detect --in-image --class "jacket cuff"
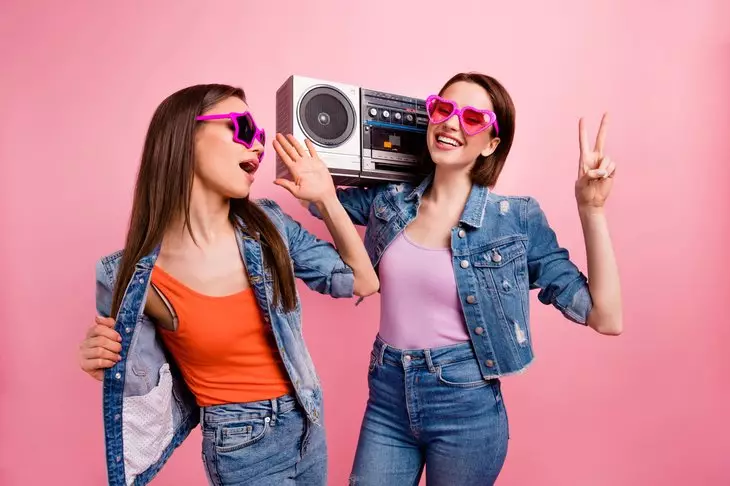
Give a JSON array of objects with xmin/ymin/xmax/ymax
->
[
  {"xmin": 329, "ymin": 266, "xmax": 355, "ymax": 298},
  {"xmin": 308, "ymin": 202, "xmax": 324, "ymax": 220},
  {"xmin": 557, "ymin": 279, "xmax": 593, "ymax": 325}
]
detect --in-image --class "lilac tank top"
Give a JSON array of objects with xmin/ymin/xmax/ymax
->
[{"xmin": 377, "ymin": 230, "xmax": 470, "ymax": 349}]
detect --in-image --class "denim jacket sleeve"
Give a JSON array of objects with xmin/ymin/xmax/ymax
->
[
  {"xmin": 526, "ymin": 197, "xmax": 593, "ymax": 324},
  {"xmin": 95, "ymin": 259, "xmax": 113, "ymax": 318},
  {"xmin": 267, "ymin": 201, "xmax": 355, "ymax": 298},
  {"xmin": 307, "ymin": 186, "xmax": 382, "ymax": 226}
]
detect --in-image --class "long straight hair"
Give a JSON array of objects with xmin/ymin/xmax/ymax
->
[{"xmin": 110, "ymin": 84, "xmax": 297, "ymax": 317}]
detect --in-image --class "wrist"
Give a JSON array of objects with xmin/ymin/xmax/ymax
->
[
  {"xmin": 578, "ymin": 205, "xmax": 606, "ymax": 219},
  {"xmin": 314, "ymin": 191, "xmax": 338, "ymax": 210}
]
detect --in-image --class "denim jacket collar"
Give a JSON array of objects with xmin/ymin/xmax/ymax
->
[
  {"xmin": 404, "ymin": 172, "xmax": 491, "ymax": 229},
  {"xmin": 135, "ymin": 245, "xmax": 161, "ymax": 271}
]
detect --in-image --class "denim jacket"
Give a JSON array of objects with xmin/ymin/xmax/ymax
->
[
  {"xmin": 309, "ymin": 174, "xmax": 592, "ymax": 379},
  {"xmin": 95, "ymin": 198, "xmax": 354, "ymax": 486}
]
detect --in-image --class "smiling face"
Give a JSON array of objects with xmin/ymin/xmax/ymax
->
[
  {"xmin": 426, "ymin": 81, "xmax": 501, "ymax": 173},
  {"xmin": 424, "ymin": 73, "xmax": 516, "ymax": 188},
  {"xmin": 193, "ymin": 96, "xmax": 265, "ymax": 199}
]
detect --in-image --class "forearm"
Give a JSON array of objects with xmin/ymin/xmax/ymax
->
[
  {"xmin": 579, "ymin": 207, "xmax": 623, "ymax": 335},
  {"xmin": 315, "ymin": 195, "xmax": 379, "ymax": 296}
]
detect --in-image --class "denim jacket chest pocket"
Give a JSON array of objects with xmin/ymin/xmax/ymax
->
[{"xmin": 469, "ymin": 236, "xmax": 532, "ymax": 347}]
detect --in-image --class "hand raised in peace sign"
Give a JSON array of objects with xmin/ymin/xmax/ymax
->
[{"xmin": 575, "ymin": 114, "xmax": 616, "ymax": 210}]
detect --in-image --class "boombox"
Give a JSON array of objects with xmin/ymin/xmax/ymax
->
[{"xmin": 275, "ymin": 75, "xmax": 432, "ymax": 187}]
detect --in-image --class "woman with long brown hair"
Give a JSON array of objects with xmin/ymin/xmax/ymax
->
[{"xmin": 77, "ymin": 83, "xmax": 378, "ymax": 486}]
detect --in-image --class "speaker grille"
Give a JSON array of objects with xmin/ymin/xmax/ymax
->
[{"xmin": 298, "ymin": 86, "xmax": 356, "ymax": 147}]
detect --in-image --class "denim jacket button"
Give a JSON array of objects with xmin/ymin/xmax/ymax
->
[
  {"xmin": 491, "ymin": 252, "xmax": 502, "ymax": 263},
  {"xmin": 460, "ymin": 260, "xmax": 470, "ymax": 269},
  {"xmin": 115, "ymin": 372, "xmax": 121, "ymax": 379},
  {"xmin": 474, "ymin": 326, "xmax": 484, "ymax": 335},
  {"xmin": 466, "ymin": 295, "xmax": 476, "ymax": 304},
  {"xmin": 457, "ymin": 229, "xmax": 466, "ymax": 238},
  {"xmin": 485, "ymin": 359, "xmax": 495, "ymax": 367}
]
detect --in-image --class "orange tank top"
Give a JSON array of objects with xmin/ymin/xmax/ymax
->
[{"xmin": 150, "ymin": 265, "xmax": 293, "ymax": 407}]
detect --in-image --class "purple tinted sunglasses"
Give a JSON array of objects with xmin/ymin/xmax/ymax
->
[
  {"xmin": 425, "ymin": 95, "xmax": 500, "ymax": 136},
  {"xmin": 195, "ymin": 111, "xmax": 266, "ymax": 160}
]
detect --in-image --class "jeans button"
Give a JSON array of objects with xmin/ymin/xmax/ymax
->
[{"xmin": 404, "ymin": 355, "xmax": 411, "ymax": 362}]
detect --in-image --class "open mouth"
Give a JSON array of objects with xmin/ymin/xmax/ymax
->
[
  {"xmin": 435, "ymin": 133, "xmax": 463, "ymax": 147},
  {"xmin": 239, "ymin": 160, "xmax": 259, "ymax": 174}
]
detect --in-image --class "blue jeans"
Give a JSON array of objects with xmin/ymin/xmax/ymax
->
[
  {"xmin": 351, "ymin": 335, "xmax": 509, "ymax": 486},
  {"xmin": 200, "ymin": 394, "xmax": 327, "ymax": 486}
]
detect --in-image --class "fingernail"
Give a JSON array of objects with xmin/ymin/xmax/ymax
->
[{"xmin": 597, "ymin": 170, "xmax": 607, "ymax": 177}]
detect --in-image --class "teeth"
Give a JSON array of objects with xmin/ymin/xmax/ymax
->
[{"xmin": 437, "ymin": 135, "xmax": 460, "ymax": 147}]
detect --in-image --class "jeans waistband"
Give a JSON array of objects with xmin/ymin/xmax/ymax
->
[
  {"xmin": 200, "ymin": 394, "xmax": 298, "ymax": 427},
  {"xmin": 373, "ymin": 334, "xmax": 480, "ymax": 370}
]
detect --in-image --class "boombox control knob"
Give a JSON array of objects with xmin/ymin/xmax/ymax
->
[
  {"xmin": 369, "ymin": 108, "xmax": 378, "ymax": 117},
  {"xmin": 382, "ymin": 110, "xmax": 390, "ymax": 118},
  {"xmin": 406, "ymin": 114, "xmax": 414, "ymax": 122},
  {"xmin": 394, "ymin": 112, "xmax": 402, "ymax": 121}
]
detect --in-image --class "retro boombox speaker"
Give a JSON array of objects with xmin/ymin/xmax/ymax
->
[{"xmin": 275, "ymin": 75, "xmax": 432, "ymax": 187}]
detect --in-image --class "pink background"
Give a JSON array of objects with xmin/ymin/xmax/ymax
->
[{"xmin": 2, "ymin": 1, "xmax": 729, "ymax": 484}]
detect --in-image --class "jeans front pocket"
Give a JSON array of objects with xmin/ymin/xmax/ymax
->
[
  {"xmin": 215, "ymin": 416, "xmax": 271, "ymax": 454},
  {"xmin": 437, "ymin": 358, "xmax": 490, "ymax": 389}
]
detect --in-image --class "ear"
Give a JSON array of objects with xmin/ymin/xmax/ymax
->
[{"xmin": 480, "ymin": 137, "xmax": 500, "ymax": 158}]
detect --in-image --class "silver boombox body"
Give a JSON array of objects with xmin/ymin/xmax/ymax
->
[{"xmin": 275, "ymin": 75, "xmax": 431, "ymax": 187}]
